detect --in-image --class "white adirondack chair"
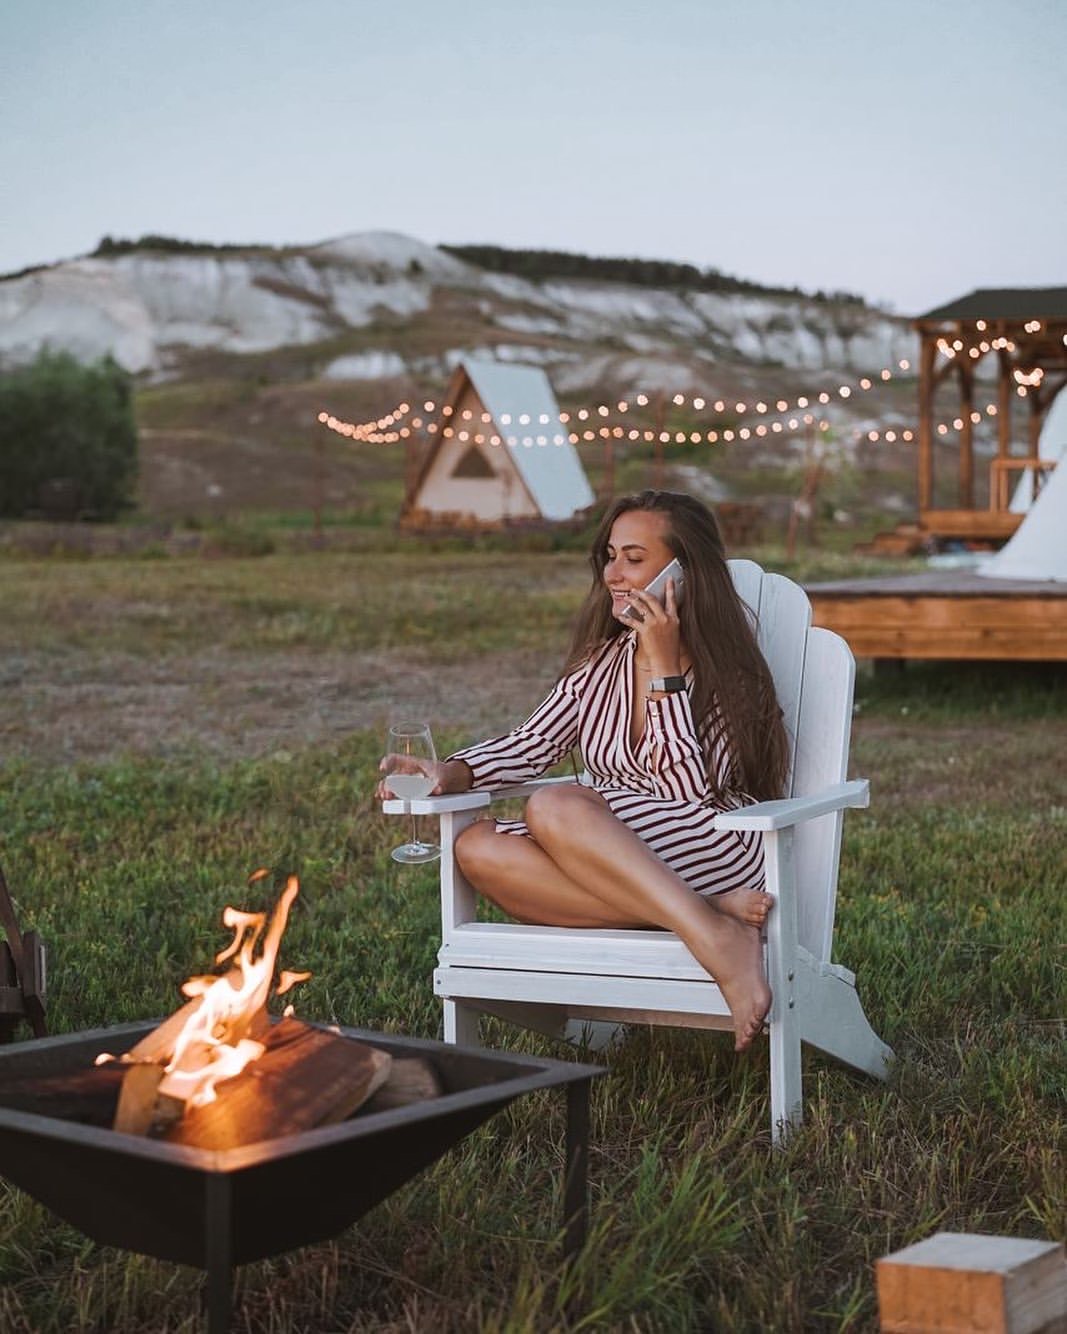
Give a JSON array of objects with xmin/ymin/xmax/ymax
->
[{"xmin": 384, "ymin": 560, "xmax": 894, "ymax": 1141}]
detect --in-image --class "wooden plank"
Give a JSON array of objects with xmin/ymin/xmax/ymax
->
[
  {"xmin": 361, "ymin": 1057, "xmax": 443, "ymax": 1114},
  {"xmin": 163, "ymin": 1019, "xmax": 392, "ymax": 1150},
  {"xmin": 113, "ymin": 1062, "xmax": 168, "ymax": 1136},
  {"xmin": 807, "ymin": 573, "xmax": 1067, "ymax": 597},
  {"xmin": 877, "ymin": 1231, "xmax": 1067, "ymax": 1334},
  {"xmin": 919, "ymin": 508, "xmax": 1023, "ymax": 540},
  {"xmin": 753, "ymin": 571, "xmax": 811, "ymax": 786},
  {"xmin": 0, "ymin": 1064, "xmax": 127, "ymax": 1125},
  {"xmin": 441, "ymin": 921, "xmax": 709, "ymax": 980},
  {"xmin": 810, "ymin": 593, "xmax": 1067, "ymax": 661},
  {"xmin": 435, "ymin": 964, "xmax": 732, "ymax": 1019},
  {"xmin": 812, "ymin": 597, "xmax": 1067, "ymax": 628},
  {"xmin": 791, "ymin": 628, "xmax": 855, "ymax": 961}
]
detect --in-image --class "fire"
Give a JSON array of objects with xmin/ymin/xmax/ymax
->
[{"xmin": 152, "ymin": 874, "xmax": 310, "ymax": 1109}]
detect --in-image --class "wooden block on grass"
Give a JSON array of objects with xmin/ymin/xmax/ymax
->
[{"xmin": 877, "ymin": 1232, "xmax": 1067, "ymax": 1333}]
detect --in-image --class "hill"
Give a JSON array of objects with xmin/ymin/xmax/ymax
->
[
  {"xmin": 0, "ymin": 231, "xmax": 913, "ymax": 386},
  {"xmin": 0, "ymin": 232, "xmax": 948, "ymax": 534}
]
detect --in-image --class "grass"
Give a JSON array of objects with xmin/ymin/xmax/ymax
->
[{"xmin": 0, "ymin": 542, "xmax": 1064, "ymax": 1331}]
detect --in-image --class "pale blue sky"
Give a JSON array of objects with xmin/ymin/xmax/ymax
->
[{"xmin": 2, "ymin": 0, "xmax": 1064, "ymax": 313}]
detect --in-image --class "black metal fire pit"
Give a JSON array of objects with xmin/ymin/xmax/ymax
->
[{"xmin": 0, "ymin": 1021, "xmax": 604, "ymax": 1332}]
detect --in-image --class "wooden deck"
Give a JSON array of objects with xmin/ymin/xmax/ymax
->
[{"xmin": 805, "ymin": 571, "xmax": 1067, "ymax": 661}]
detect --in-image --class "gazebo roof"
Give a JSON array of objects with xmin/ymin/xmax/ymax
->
[{"xmin": 916, "ymin": 287, "xmax": 1067, "ymax": 323}]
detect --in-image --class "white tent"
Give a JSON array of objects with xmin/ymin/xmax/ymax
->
[
  {"xmin": 980, "ymin": 392, "xmax": 1067, "ymax": 580},
  {"xmin": 405, "ymin": 359, "xmax": 595, "ymax": 526},
  {"xmin": 1009, "ymin": 387, "xmax": 1067, "ymax": 512}
]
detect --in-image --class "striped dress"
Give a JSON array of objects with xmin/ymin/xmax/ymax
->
[{"xmin": 448, "ymin": 630, "xmax": 765, "ymax": 896}]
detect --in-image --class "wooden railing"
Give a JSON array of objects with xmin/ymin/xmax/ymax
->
[{"xmin": 989, "ymin": 457, "xmax": 1057, "ymax": 512}]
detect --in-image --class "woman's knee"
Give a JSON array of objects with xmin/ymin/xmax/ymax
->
[
  {"xmin": 524, "ymin": 783, "xmax": 605, "ymax": 843},
  {"xmin": 455, "ymin": 820, "xmax": 501, "ymax": 880}
]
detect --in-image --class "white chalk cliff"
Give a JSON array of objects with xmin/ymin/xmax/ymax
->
[{"xmin": 0, "ymin": 231, "xmax": 916, "ymax": 384}]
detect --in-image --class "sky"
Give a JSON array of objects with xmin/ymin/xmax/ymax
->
[{"xmin": 2, "ymin": 0, "xmax": 1065, "ymax": 315}]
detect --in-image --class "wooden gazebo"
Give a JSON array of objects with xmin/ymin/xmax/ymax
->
[{"xmin": 913, "ymin": 287, "xmax": 1067, "ymax": 544}]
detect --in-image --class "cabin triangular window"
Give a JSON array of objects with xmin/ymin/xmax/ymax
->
[{"xmin": 451, "ymin": 444, "xmax": 496, "ymax": 479}]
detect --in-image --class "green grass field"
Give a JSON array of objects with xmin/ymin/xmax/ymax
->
[{"xmin": 0, "ymin": 541, "xmax": 1064, "ymax": 1332}]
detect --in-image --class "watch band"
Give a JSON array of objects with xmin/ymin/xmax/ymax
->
[{"xmin": 647, "ymin": 675, "xmax": 687, "ymax": 694}]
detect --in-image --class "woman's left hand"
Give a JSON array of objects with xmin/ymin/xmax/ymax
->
[{"xmin": 627, "ymin": 577, "xmax": 683, "ymax": 675}]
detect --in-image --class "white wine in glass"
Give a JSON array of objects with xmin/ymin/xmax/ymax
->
[{"xmin": 384, "ymin": 722, "xmax": 441, "ymax": 864}]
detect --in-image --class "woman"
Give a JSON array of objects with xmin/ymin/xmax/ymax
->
[{"xmin": 381, "ymin": 490, "xmax": 789, "ymax": 1050}]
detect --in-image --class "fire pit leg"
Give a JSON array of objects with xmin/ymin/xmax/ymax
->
[
  {"xmin": 563, "ymin": 1078, "xmax": 592, "ymax": 1261},
  {"xmin": 203, "ymin": 1174, "xmax": 235, "ymax": 1334}
]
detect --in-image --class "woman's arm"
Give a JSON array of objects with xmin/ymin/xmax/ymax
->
[
  {"xmin": 629, "ymin": 577, "xmax": 736, "ymax": 803},
  {"xmin": 445, "ymin": 668, "xmax": 584, "ymax": 789}
]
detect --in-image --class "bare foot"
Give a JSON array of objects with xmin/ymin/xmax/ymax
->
[
  {"xmin": 710, "ymin": 886, "xmax": 774, "ymax": 929},
  {"xmin": 706, "ymin": 917, "xmax": 772, "ymax": 1052}
]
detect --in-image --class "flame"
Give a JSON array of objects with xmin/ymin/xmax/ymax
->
[
  {"xmin": 276, "ymin": 969, "xmax": 312, "ymax": 997},
  {"xmin": 157, "ymin": 875, "xmax": 309, "ymax": 1109}
]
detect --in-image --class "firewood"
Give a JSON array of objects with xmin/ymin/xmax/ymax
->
[
  {"xmin": 113, "ymin": 1062, "xmax": 168, "ymax": 1136},
  {"xmin": 0, "ymin": 1064, "xmax": 127, "ymax": 1125},
  {"xmin": 124, "ymin": 983, "xmax": 269, "ymax": 1065},
  {"xmin": 361, "ymin": 1056, "xmax": 443, "ymax": 1113},
  {"xmin": 162, "ymin": 1019, "xmax": 392, "ymax": 1150}
]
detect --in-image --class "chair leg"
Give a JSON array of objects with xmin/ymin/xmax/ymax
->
[
  {"xmin": 443, "ymin": 999, "xmax": 480, "ymax": 1047},
  {"xmin": 769, "ymin": 1006, "xmax": 803, "ymax": 1145}
]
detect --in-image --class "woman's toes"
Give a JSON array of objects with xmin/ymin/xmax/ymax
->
[{"xmin": 734, "ymin": 996, "xmax": 771, "ymax": 1052}]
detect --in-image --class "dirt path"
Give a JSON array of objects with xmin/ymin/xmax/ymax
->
[{"xmin": 0, "ymin": 646, "xmax": 558, "ymax": 765}]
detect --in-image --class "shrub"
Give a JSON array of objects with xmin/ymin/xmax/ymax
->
[{"xmin": 0, "ymin": 350, "xmax": 138, "ymax": 519}]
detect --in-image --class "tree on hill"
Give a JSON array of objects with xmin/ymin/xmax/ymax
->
[
  {"xmin": 0, "ymin": 351, "xmax": 138, "ymax": 520},
  {"xmin": 441, "ymin": 243, "xmax": 865, "ymax": 305}
]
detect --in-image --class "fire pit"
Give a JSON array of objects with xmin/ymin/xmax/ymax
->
[{"xmin": 0, "ymin": 1021, "xmax": 603, "ymax": 1332}]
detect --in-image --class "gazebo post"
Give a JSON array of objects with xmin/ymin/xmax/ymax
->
[
  {"xmin": 957, "ymin": 358, "xmax": 975, "ymax": 509},
  {"xmin": 1028, "ymin": 388, "xmax": 1043, "ymax": 461},
  {"xmin": 995, "ymin": 342, "xmax": 1013, "ymax": 511},
  {"xmin": 918, "ymin": 330, "xmax": 937, "ymax": 511}
]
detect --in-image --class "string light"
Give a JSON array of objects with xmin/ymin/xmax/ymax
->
[
  {"xmin": 322, "ymin": 334, "xmax": 1060, "ymax": 450},
  {"xmin": 315, "ymin": 348, "xmax": 1034, "ymax": 450}
]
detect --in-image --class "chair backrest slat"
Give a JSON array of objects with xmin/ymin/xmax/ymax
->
[
  {"xmin": 727, "ymin": 561, "xmax": 854, "ymax": 962},
  {"xmin": 791, "ymin": 627, "xmax": 855, "ymax": 958},
  {"xmin": 728, "ymin": 561, "xmax": 810, "ymax": 787}
]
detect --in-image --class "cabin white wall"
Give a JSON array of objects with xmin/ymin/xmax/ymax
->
[{"xmin": 414, "ymin": 384, "xmax": 539, "ymax": 520}]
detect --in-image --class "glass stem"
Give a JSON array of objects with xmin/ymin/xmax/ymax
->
[{"xmin": 409, "ymin": 812, "xmax": 419, "ymax": 848}]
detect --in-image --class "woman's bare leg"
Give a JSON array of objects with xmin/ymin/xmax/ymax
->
[
  {"xmin": 455, "ymin": 788, "xmax": 770, "ymax": 1051},
  {"xmin": 456, "ymin": 820, "xmax": 650, "ymax": 927}
]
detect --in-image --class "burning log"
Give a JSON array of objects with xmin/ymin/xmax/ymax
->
[
  {"xmin": 363, "ymin": 1056, "xmax": 444, "ymax": 1113},
  {"xmin": 0, "ymin": 873, "xmax": 446, "ymax": 1149},
  {"xmin": 164, "ymin": 1018, "xmax": 391, "ymax": 1150},
  {"xmin": 103, "ymin": 874, "xmax": 399, "ymax": 1149}
]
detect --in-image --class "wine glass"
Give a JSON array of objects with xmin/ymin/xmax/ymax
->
[{"xmin": 383, "ymin": 722, "xmax": 441, "ymax": 864}]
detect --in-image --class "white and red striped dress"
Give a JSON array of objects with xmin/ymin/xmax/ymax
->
[{"xmin": 449, "ymin": 630, "xmax": 764, "ymax": 896}]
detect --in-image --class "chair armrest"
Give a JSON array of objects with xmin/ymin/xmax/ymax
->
[
  {"xmin": 381, "ymin": 774, "xmax": 579, "ymax": 816},
  {"xmin": 381, "ymin": 792, "xmax": 492, "ymax": 816},
  {"xmin": 711, "ymin": 779, "xmax": 869, "ymax": 832}
]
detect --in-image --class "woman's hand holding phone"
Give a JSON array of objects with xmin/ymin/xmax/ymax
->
[{"xmin": 626, "ymin": 571, "xmax": 683, "ymax": 672}]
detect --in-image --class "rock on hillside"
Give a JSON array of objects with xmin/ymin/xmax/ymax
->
[{"xmin": 0, "ymin": 230, "xmax": 916, "ymax": 384}]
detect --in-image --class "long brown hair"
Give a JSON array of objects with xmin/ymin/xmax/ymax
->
[{"xmin": 564, "ymin": 490, "xmax": 789, "ymax": 800}]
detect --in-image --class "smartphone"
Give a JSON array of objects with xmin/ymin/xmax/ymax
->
[{"xmin": 620, "ymin": 557, "xmax": 686, "ymax": 620}]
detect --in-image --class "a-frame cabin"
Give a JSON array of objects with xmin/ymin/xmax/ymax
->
[{"xmin": 402, "ymin": 359, "xmax": 595, "ymax": 530}]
